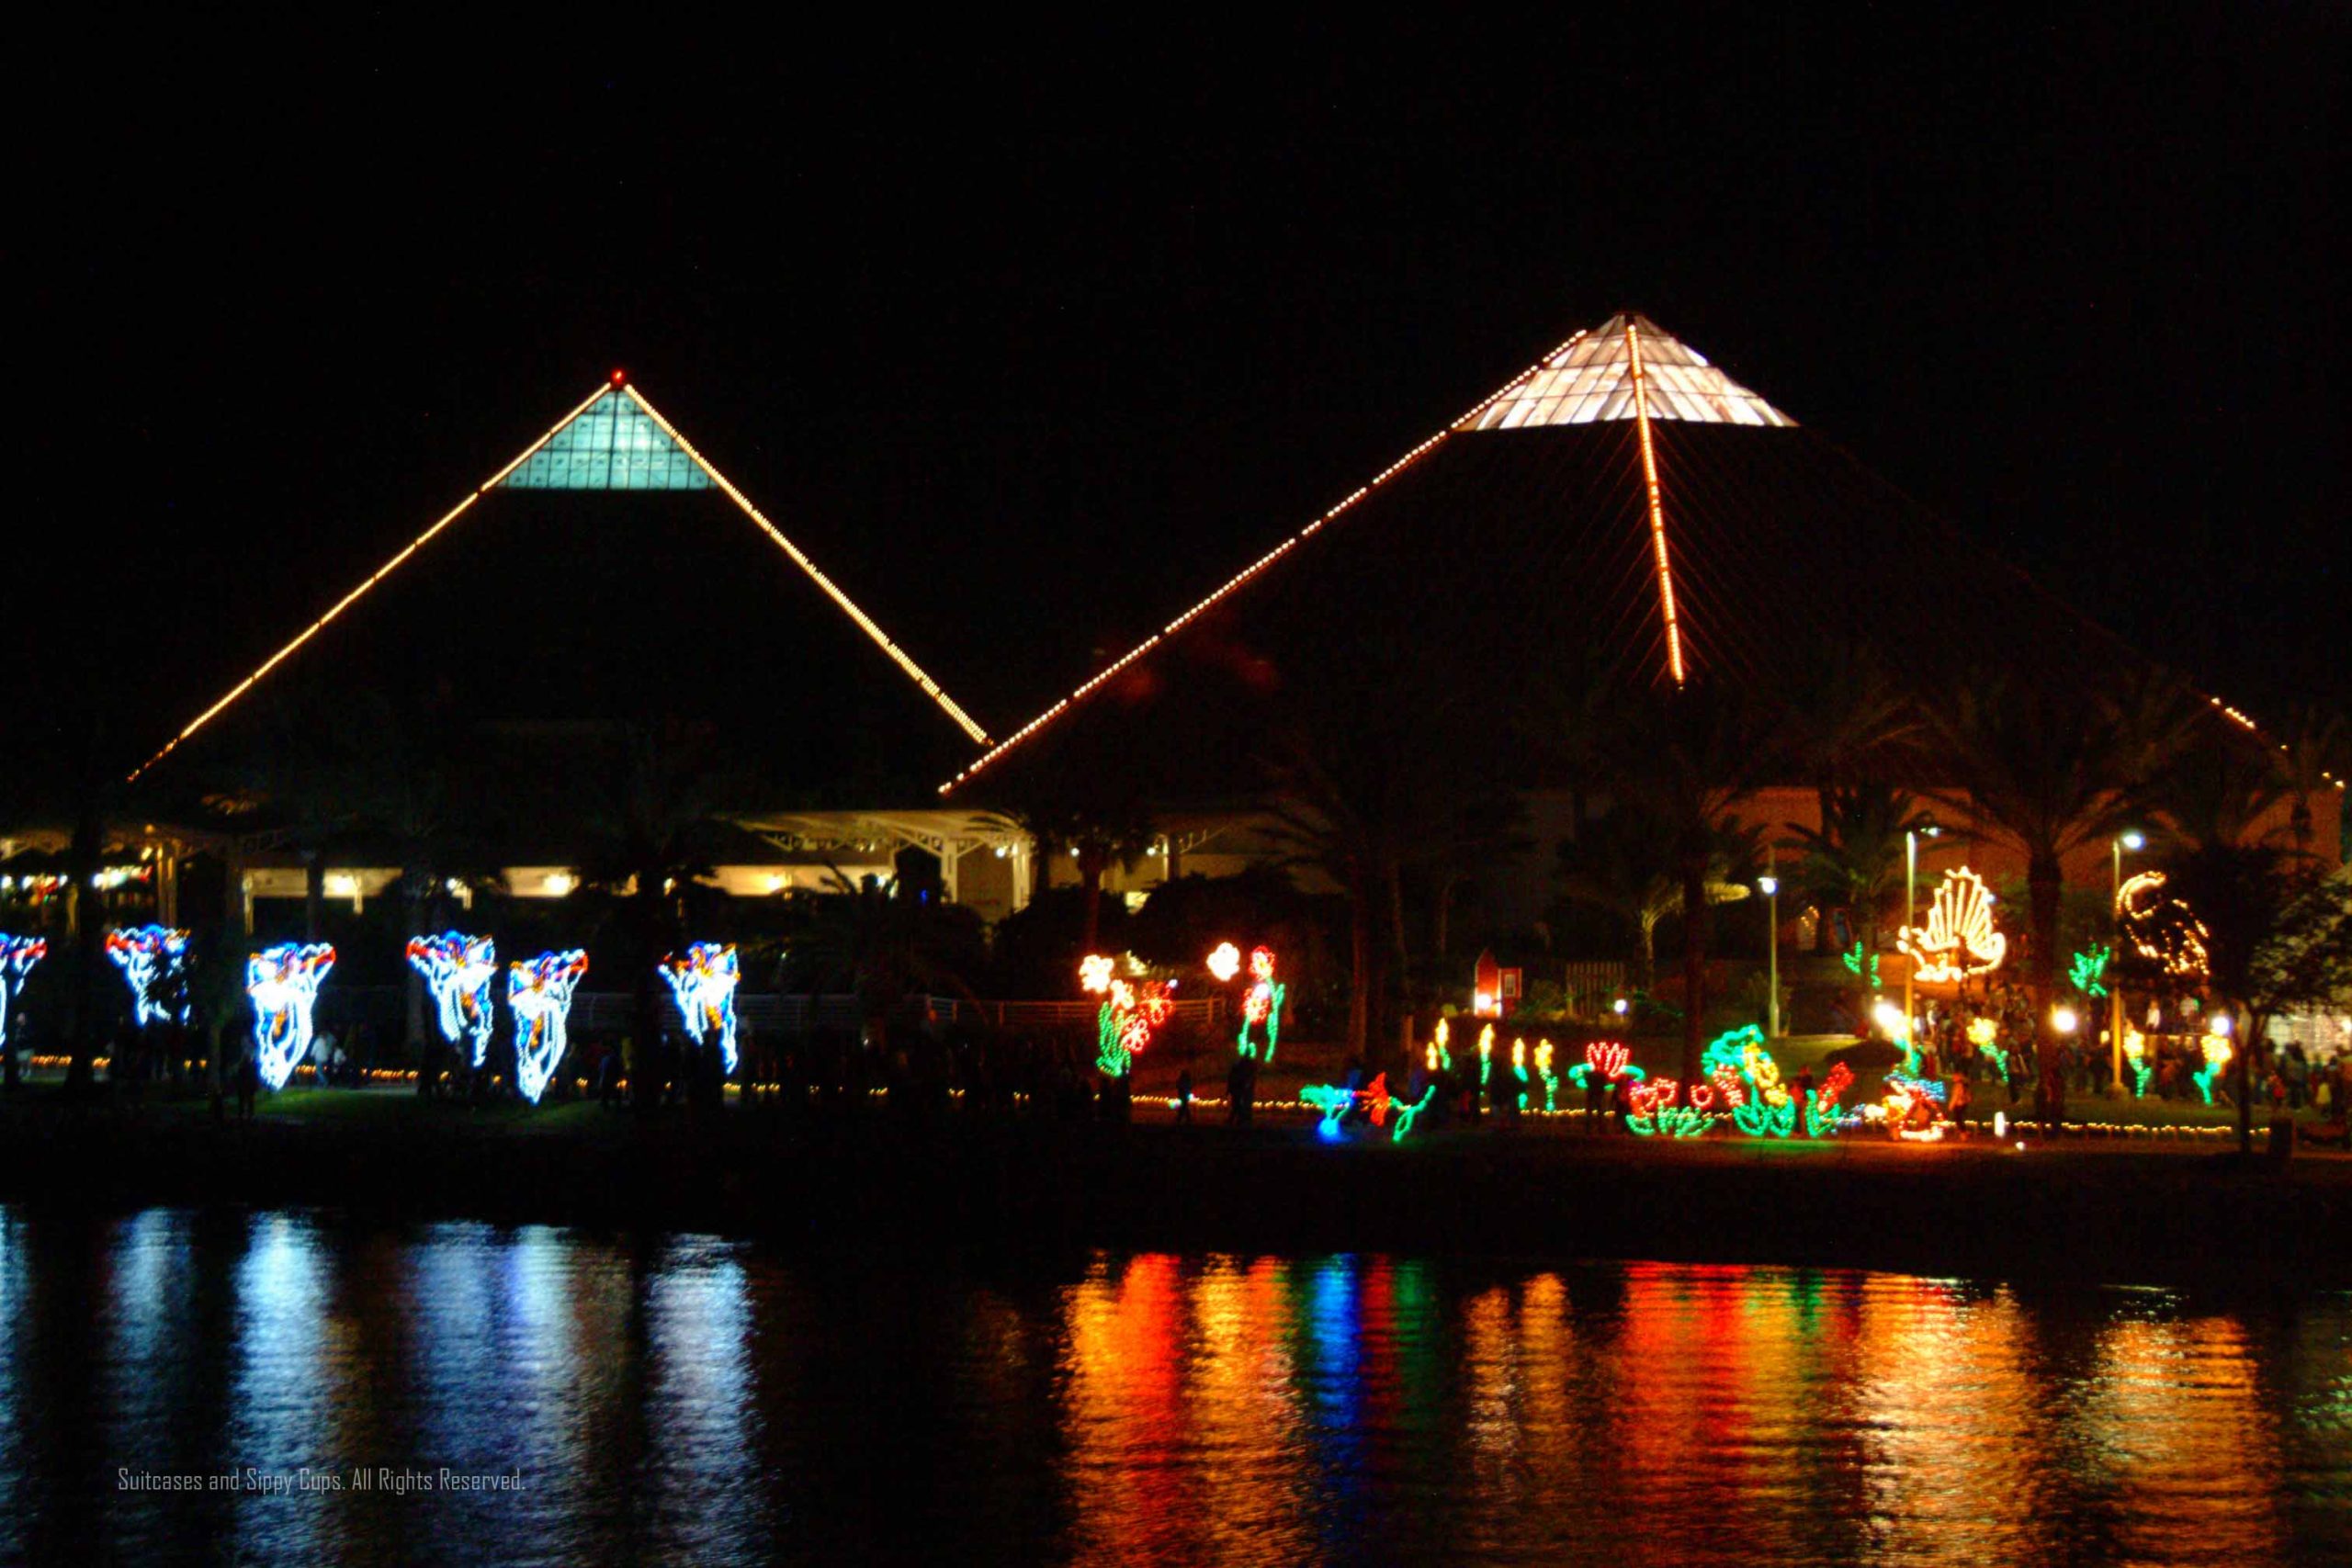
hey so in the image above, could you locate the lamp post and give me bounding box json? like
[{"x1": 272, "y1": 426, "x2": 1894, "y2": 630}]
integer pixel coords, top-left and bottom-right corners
[
  {"x1": 1903, "y1": 824, "x2": 1939, "y2": 1041},
  {"x1": 1760, "y1": 865, "x2": 1781, "y2": 1040},
  {"x1": 2110, "y1": 829, "x2": 2143, "y2": 1093}
]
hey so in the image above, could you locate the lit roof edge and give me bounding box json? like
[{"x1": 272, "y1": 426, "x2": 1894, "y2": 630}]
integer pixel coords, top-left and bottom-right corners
[{"x1": 936, "y1": 330, "x2": 1591, "y2": 795}]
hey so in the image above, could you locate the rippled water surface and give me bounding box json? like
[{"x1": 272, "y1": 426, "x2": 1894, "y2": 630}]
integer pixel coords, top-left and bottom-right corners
[{"x1": 0, "y1": 1208, "x2": 2345, "y2": 1564}]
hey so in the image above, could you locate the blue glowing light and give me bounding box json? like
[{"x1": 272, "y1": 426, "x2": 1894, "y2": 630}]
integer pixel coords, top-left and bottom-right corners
[
  {"x1": 660, "y1": 942, "x2": 740, "y2": 1075},
  {"x1": 509, "y1": 950, "x2": 588, "y2": 1104},
  {"x1": 0, "y1": 934, "x2": 46, "y2": 1050},
  {"x1": 247, "y1": 942, "x2": 335, "y2": 1090},
  {"x1": 406, "y1": 932, "x2": 497, "y2": 1066},
  {"x1": 107, "y1": 925, "x2": 191, "y2": 1026},
  {"x1": 1300, "y1": 1083, "x2": 1356, "y2": 1137}
]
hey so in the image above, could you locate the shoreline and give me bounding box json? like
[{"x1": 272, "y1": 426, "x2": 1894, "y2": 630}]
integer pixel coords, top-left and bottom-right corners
[{"x1": 4, "y1": 1096, "x2": 2346, "y2": 1288}]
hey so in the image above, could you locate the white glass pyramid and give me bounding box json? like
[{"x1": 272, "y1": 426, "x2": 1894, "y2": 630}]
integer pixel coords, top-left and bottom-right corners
[
  {"x1": 501, "y1": 389, "x2": 715, "y2": 491},
  {"x1": 1457, "y1": 313, "x2": 1795, "y2": 432}
]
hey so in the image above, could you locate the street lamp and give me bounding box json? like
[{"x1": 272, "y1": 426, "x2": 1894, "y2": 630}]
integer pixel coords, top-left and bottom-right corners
[
  {"x1": 1759, "y1": 863, "x2": 1781, "y2": 1040},
  {"x1": 2109, "y1": 829, "x2": 2143, "y2": 1092},
  {"x1": 1904, "y1": 822, "x2": 1940, "y2": 1040}
]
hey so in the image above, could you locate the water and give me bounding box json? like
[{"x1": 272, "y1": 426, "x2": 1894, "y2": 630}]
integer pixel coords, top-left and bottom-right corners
[{"x1": 0, "y1": 1209, "x2": 2344, "y2": 1565}]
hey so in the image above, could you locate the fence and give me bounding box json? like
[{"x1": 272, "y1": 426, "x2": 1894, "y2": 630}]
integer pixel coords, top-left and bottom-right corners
[{"x1": 307, "y1": 987, "x2": 1224, "y2": 1042}]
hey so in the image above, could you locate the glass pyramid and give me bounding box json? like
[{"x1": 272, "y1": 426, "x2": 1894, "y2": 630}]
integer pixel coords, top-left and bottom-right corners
[
  {"x1": 1457, "y1": 313, "x2": 1795, "y2": 432},
  {"x1": 501, "y1": 389, "x2": 715, "y2": 491}
]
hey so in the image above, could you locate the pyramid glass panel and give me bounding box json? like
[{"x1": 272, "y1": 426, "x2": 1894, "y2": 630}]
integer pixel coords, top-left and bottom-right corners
[
  {"x1": 1458, "y1": 314, "x2": 1795, "y2": 432},
  {"x1": 501, "y1": 390, "x2": 714, "y2": 491}
]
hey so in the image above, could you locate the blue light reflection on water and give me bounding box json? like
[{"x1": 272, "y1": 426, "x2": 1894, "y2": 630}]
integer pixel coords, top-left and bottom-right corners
[{"x1": 0, "y1": 1207, "x2": 2344, "y2": 1565}]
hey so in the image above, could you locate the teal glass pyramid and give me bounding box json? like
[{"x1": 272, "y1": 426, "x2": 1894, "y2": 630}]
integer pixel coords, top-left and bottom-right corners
[{"x1": 501, "y1": 390, "x2": 714, "y2": 491}]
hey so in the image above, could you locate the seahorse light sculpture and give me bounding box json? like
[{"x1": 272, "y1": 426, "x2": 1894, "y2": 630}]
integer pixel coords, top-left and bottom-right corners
[
  {"x1": 661, "y1": 942, "x2": 741, "y2": 1075},
  {"x1": 406, "y1": 932, "x2": 497, "y2": 1066},
  {"x1": 1897, "y1": 868, "x2": 2007, "y2": 984},
  {"x1": 247, "y1": 942, "x2": 335, "y2": 1090},
  {"x1": 1, "y1": 934, "x2": 47, "y2": 1051},
  {"x1": 2118, "y1": 871, "x2": 2211, "y2": 981},
  {"x1": 509, "y1": 950, "x2": 588, "y2": 1104},
  {"x1": 107, "y1": 925, "x2": 192, "y2": 1026}
]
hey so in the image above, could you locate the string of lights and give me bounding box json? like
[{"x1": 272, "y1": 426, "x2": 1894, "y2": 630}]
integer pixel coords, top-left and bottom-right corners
[{"x1": 939, "y1": 330, "x2": 1595, "y2": 795}]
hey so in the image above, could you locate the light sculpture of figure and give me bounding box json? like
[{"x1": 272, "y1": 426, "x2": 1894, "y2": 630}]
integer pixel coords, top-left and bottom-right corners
[
  {"x1": 661, "y1": 942, "x2": 741, "y2": 1075},
  {"x1": 405, "y1": 932, "x2": 497, "y2": 1066},
  {"x1": 1896, "y1": 867, "x2": 2007, "y2": 985},
  {"x1": 1235, "y1": 945, "x2": 1284, "y2": 1063},
  {"x1": 509, "y1": 950, "x2": 588, "y2": 1104},
  {"x1": 1880, "y1": 1070, "x2": 1949, "y2": 1140},
  {"x1": 107, "y1": 925, "x2": 192, "y2": 1026},
  {"x1": 0, "y1": 934, "x2": 47, "y2": 1051},
  {"x1": 247, "y1": 942, "x2": 335, "y2": 1091}
]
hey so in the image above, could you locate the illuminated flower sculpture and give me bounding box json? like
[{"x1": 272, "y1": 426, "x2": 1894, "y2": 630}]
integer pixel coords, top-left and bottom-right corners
[
  {"x1": 2117, "y1": 871, "x2": 2211, "y2": 982},
  {"x1": 1205, "y1": 942, "x2": 1241, "y2": 983},
  {"x1": 0, "y1": 934, "x2": 46, "y2": 1051},
  {"x1": 2122, "y1": 1027, "x2": 2153, "y2": 1097},
  {"x1": 661, "y1": 942, "x2": 741, "y2": 1076},
  {"x1": 1897, "y1": 868, "x2": 2007, "y2": 985},
  {"x1": 1084, "y1": 957, "x2": 1174, "y2": 1077},
  {"x1": 1423, "y1": 1019, "x2": 1453, "y2": 1075},
  {"x1": 509, "y1": 950, "x2": 588, "y2": 1104},
  {"x1": 2070, "y1": 944, "x2": 2112, "y2": 999},
  {"x1": 247, "y1": 942, "x2": 335, "y2": 1091},
  {"x1": 1301, "y1": 1070, "x2": 1435, "y2": 1142},
  {"x1": 1626, "y1": 1077, "x2": 1713, "y2": 1138},
  {"x1": 1235, "y1": 946, "x2": 1284, "y2": 1064},
  {"x1": 1567, "y1": 1040, "x2": 1645, "y2": 1091},
  {"x1": 1805, "y1": 1063, "x2": 1856, "y2": 1138},
  {"x1": 107, "y1": 925, "x2": 192, "y2": 1027},
  {"x1": 2192, "y1": 1016, "x2": 2233, "y2": 1105},
  {"x1": 405, "y1": 932, "x2": 497, "y2": 1067},
  {"x1": 1702, "y1": 1024, "x2": 1799, "y2": 1139}
]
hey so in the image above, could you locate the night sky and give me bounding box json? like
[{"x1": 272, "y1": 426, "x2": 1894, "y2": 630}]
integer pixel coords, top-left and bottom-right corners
[{"x1": 16, "y1": 14, "x2": 2346, "y2": 784}]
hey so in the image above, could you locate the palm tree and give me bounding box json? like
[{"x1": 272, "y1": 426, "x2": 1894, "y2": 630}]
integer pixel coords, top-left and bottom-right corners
[
  {"x1": 1785, "y1": 784, "x2": 1935, "y2": 1019},
  {"x1": 576, "y1": 723, "x2": 734, "y2": 1111},
  {"x1": 1779, "y1": 638, "x2": 1925, "y2": 883},
  {"x1": 1556, "y1": 807, "x2": 1753, "y2": 990},
  {"x1": 2275, "y1": 704, "x2": 2348, "y2": 862},
  {"x1": 783, "y1": 874, "x2": 985, "y2": 1056},
  {"x1": 1588, "y1": 681, "x2": 1779, "y2": 1092},
  {"x1": 1924, "y1": 673, "x2": 2199, "y2": 1099}
]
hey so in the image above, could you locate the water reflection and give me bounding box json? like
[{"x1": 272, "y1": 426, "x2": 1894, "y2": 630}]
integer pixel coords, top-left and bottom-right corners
[{"x1": 0, "y1": 1208, "x2": 2342, "y2": 1564}]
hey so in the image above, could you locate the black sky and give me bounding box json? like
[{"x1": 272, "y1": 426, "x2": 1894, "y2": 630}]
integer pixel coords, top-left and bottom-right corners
[{"x1": 15, "y1": 13, "x2": 2346, "y2": 778}]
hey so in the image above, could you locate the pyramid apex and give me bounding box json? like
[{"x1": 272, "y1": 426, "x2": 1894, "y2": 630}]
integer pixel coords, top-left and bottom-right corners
[{"x1": 1458, "y1": 312, "x2": 1794, "y2": 432}]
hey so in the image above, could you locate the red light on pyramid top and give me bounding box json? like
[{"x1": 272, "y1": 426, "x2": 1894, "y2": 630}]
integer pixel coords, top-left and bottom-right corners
[{"x1": 610, "y1": 368, "x2": 628, "y2": 386}]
